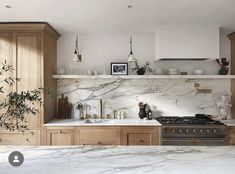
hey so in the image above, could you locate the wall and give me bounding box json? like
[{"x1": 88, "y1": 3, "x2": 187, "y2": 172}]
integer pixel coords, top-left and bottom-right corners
[
  {"x1": 57, "y1": 33, "x2": 230, "y2": 75},
  {"x1": 57, "y1": 33, "x2": 231, "y2": 119},
  {"x1": 57, "y1": 34, "x2": 154, "y2": 75},
  {"x1": 58, "y1": 78, "x2": 231, "y2": 119}
]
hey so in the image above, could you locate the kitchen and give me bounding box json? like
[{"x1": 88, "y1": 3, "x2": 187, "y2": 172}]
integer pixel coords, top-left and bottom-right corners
[{"x1": 1, "y1": 0, "x2": 235, "y2": 173}]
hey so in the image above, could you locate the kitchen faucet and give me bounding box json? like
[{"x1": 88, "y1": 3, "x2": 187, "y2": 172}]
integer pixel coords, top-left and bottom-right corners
[
  {"x1": 84, "y1": 104, "x2": 91, "y2": 119},
  {"x1": 100, "y1": 99, "x2": 103, "y2": 118}
]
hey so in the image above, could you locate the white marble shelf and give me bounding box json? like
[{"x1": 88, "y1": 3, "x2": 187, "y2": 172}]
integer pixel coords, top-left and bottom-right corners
[{"x1": 52, "y1": 74, "x2": 235, "y2": 79}]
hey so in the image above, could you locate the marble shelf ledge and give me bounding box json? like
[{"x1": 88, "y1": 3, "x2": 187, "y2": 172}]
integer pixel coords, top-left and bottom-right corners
[{"x1": 52, "y1": 75, "x2": 235, "y2": 79}]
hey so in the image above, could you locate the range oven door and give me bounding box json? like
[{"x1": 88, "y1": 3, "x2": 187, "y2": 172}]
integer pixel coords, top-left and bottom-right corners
[{"x1": 161, "y1": 138, "x2": 225, "y2": 146}]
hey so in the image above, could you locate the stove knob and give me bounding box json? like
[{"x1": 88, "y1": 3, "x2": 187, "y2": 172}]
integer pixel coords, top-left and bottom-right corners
[
  {"x1": 213, "y1": 129, "x2": 217, "y2": 133},
  {"x1": 207, "y1": 129, "x2": 210, "y2": 133},
  {"x1": 172, "y1": 129, "x2": 175, "y2": 132},
  {"x1": 186, "y1": 129, "x2": 189, "y2": 133},
  {"x1": 179, "y1": 129, "x2": 182, "y2": 133},
  {"x1": 200, "y1": 129, "x2": 203, "y2": 133},
  {"x1": 193, "y1": 129, "x2": 196, "y2": 133}
]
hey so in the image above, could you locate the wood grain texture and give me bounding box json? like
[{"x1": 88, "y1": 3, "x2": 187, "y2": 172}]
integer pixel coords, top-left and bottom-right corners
[
  {"x1": 225, "y1": 126, "x2": 235, "y2": 145},
  {"x1": 0, "y1": 23, "x2": 60, "y2": 145},
  {"x1": 46, "y1": 127, "x2": 74, "y2": 145},
  {"x1": 229, "y1": 33, "x2": 235, "y2": 119},
  {"x1": 0, "y1": 130, "x2": 39, "y2": 145},
  {"x1": 121, "y1": 126, "x2": 160, "y2": 145},
  {"x1": 15, "y1": 33, "x2": 42, "y2": 129},
  {"x1": 76, "y1": 127, "x2": 121, "y2": 145}
]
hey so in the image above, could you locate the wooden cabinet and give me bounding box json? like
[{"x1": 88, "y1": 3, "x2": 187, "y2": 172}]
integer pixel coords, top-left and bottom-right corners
[
  {"x1": 121, "y1": 127, "x2": 160, "y2": 145},
  {"x1": 46, "y1": 127, "x2": 74, "y2": 145},
  {"x1": 225, "y1": 126, "x2": 235, "y2": 145},
  {"x1": 0, "y1": 23, "x2": 60, "y2": 145},
  {"x1": 76, "y1": 127, "x2": 121, "y2": 145},
  {"x1": 0, "y1": 130, "x2": 39, "y2": 145},
  {"x1": 45, "y1": 126, "x2": 161, "y2": 146},
  {"x1": 229, "y1": 33, "x2": 235, "y2": 118}
]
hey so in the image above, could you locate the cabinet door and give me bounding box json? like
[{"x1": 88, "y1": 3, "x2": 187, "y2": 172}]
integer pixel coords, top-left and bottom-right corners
[
  {"x1": 0, "y1": 32, "x2": 14, "y2": 116},
  {"x1": 76, "y1": 127, "x2": 121, "y2": 145},
  {"x1": 46, "y1": 127, "x2": 74, "y2": 145},
  {"x1": 0, "y1": 130, "x2": 38, "y2": 145},
  {"x1": 122, "y1": 127, "x2": 160, "y2": 145},
  {"x1": 15, "y1": 33, "x2": 42, "y2": 129},
  {"x1": 225, "y1": 126, "x2": 235, "y2": 145}
]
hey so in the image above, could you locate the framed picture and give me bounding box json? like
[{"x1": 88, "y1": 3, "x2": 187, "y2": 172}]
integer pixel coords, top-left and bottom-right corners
[{"x1": 111, "y1": 62, "x2": 128, "y2": 75}]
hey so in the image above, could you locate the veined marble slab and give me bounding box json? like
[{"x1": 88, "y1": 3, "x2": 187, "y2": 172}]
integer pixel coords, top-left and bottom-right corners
[
  {"x1": 57, "y1": 78, "x2": 231, "y2": 118},
  {"x1": 221, "y1": 119, "x2": 235, "y2": 126},
  {"x1": 44, "y1": 118, "x2": 161, "y2": 126},
  {"x1": 0, "y1": 146, "x2": 235, "y2": 174}
]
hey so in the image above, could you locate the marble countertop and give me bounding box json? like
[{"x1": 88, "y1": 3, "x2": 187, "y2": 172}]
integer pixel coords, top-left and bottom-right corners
[
  {"x1": 221, "y1": 119, "x2": 235, "y2": 126},
  {"x1": 44, "y1": 118, "x2": 162, "y2": 126},
  {"x1": 0, "y1": 146, "x2": 235, "y2": 174}
]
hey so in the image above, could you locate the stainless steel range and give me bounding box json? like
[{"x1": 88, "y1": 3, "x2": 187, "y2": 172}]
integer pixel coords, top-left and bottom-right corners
[{"x1": 156, "y1": 114, "x2": 225, "y2": 145}]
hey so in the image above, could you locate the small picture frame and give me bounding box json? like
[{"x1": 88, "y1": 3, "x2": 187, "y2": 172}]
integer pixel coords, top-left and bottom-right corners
[{"x1": 111, "y1": 62, "x2": 128, "y2": 75}]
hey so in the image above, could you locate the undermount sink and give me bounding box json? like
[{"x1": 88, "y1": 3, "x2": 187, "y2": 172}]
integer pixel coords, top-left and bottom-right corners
[{"x1": 82, "y1": 119, "x2": 115, "y2": 124}]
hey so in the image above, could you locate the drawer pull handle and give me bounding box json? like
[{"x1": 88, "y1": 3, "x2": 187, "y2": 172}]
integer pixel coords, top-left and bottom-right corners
[
  {"x1": 97, "y1": 141, "x2": 104, "y2": 145},
  {"x1": 138, "y1": 138, "x2": 144, "y2": 143}
]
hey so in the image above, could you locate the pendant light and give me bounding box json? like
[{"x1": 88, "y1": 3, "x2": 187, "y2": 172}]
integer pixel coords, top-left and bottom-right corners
[
  {"x1": 73, "y1": 36, "x2": 82, "y2": 62},
  {"x1": 128, "y1": 36, "x2": 135, "y2": 62}
]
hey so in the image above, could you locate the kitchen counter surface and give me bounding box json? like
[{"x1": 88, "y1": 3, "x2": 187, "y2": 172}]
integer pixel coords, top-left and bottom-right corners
[
  {"x1": 221, "y1": 119, "x2": 235, "y2": 126},
  {"x1": 44, "y1": 118, "x2": 162, "y2": 126},
  {"x1": 0, "y1": 146, "x2": 235, "y2": 174}
]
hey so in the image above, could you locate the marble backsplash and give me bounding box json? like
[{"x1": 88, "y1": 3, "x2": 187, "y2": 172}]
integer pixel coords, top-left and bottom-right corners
[{"x1": 57, "y1": 78, "x2": 231, "y2": 119}]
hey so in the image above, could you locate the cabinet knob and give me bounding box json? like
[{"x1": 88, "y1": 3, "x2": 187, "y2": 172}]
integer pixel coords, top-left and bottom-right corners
[
  {"x1": 97, "y1": 141, "x2": 104, "y2": 145},
  {"x1": 58, "y1": 130, "x2": 62, "y2": 133},
  {"x1": 25, "y1": 138, "x2": 29, "y2": 142},
  {"x1": 0, "y1": 138, "x2": 2, "y2": 142},
  {"x1": 138, "y1": 138, "x2": 144, "y2": 143}
]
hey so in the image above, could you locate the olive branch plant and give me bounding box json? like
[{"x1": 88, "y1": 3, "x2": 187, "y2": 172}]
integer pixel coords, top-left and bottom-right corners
[{"x1": 0, "y1": 60, "x2": 44, "y2": 132}]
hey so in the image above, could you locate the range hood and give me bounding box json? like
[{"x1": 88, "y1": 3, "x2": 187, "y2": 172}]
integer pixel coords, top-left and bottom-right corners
[
  {"x1": 157, "y1": 58, "x2": 210, "y2": 61},
  {"x1": 154, "y1": 25, "x2": 220, "y2": 61}
]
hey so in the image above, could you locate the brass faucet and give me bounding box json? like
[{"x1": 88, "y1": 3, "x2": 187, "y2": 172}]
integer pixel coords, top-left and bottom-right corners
[{"x1": 100, "y1": 99, "x2": 103, "y2": 118}]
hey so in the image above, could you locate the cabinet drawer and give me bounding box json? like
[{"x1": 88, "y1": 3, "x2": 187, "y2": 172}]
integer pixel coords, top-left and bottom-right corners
[
  {"x1": 77, "y1": 127, "x2": 120, "y2": 145},
  {"x1": 46, "y1": 127, "x2": 74, "y2": 145},
  {"x1": 121, "y1": 126, "x2": 160, "y2": 145},
  {"x1": 128, "y1": 133, "x2": 152, "y2": 145},
  {"x1": 0, "y1": 130, "x2": 38, "y2": 145}
]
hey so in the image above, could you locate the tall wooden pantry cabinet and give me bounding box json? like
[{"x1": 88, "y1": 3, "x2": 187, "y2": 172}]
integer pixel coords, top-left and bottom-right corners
[{"x1": 0, "y1": 23, "x2": 60, "y2": 145}]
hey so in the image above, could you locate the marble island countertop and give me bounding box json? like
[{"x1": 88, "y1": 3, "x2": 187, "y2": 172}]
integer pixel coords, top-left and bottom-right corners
[
  {"x1": 44, "y1": 118, "x2": 161, "y2": 126},
  {"x1": 221, "y1": 119, "x2": 235, "y2": 126},
  {"x1": 0, "y1": 146, "x2": 235, "y2": 174}
]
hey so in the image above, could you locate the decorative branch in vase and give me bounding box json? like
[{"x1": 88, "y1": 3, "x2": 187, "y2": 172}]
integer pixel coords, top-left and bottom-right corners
[
  {"x1": 131, "y1": 61, "x2": 153, "y2": 75},
  {"x1": 216, "y1": 58, "x2": 229, "y2": 75},
  {"x1": 0, "y1": 60, "x2": 44, "y2": 132}
]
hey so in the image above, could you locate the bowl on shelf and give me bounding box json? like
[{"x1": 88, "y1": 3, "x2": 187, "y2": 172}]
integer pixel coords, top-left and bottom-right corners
[
  {"x1": 192, "y1": 69, "x2": 205, "y2": 75},
  {"x1": 167, "y1": 69, "x2": 179, "y2": 75}
]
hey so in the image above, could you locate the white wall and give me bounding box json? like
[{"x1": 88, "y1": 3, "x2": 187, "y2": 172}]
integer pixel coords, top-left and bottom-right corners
[
  {"x1": 57, "y1": 34, "x2": 154, "y2": 74},
  {"x1": 57, "y1": 33, "x2": 230, "y2": 75}
]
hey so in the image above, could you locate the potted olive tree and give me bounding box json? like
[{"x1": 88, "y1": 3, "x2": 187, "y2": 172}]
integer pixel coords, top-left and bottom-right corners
[{"x1": 0, "y1": 60, "x2": 43, "y2": 132}]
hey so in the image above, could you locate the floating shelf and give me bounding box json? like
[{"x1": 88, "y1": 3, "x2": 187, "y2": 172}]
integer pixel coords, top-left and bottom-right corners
[{"x1": 52, "y1": 75, "x2": 235, "y2": 79}]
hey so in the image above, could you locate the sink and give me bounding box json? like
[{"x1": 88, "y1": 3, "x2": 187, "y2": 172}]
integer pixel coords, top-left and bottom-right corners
[{"x1": 82, "y1": 119, "x2": 115, "y2": 124}]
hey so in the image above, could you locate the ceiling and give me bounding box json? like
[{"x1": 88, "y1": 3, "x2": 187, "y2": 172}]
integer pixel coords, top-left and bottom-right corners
[{"x1": 1, "y1": 0, "x2": 235, "y2": 34}]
